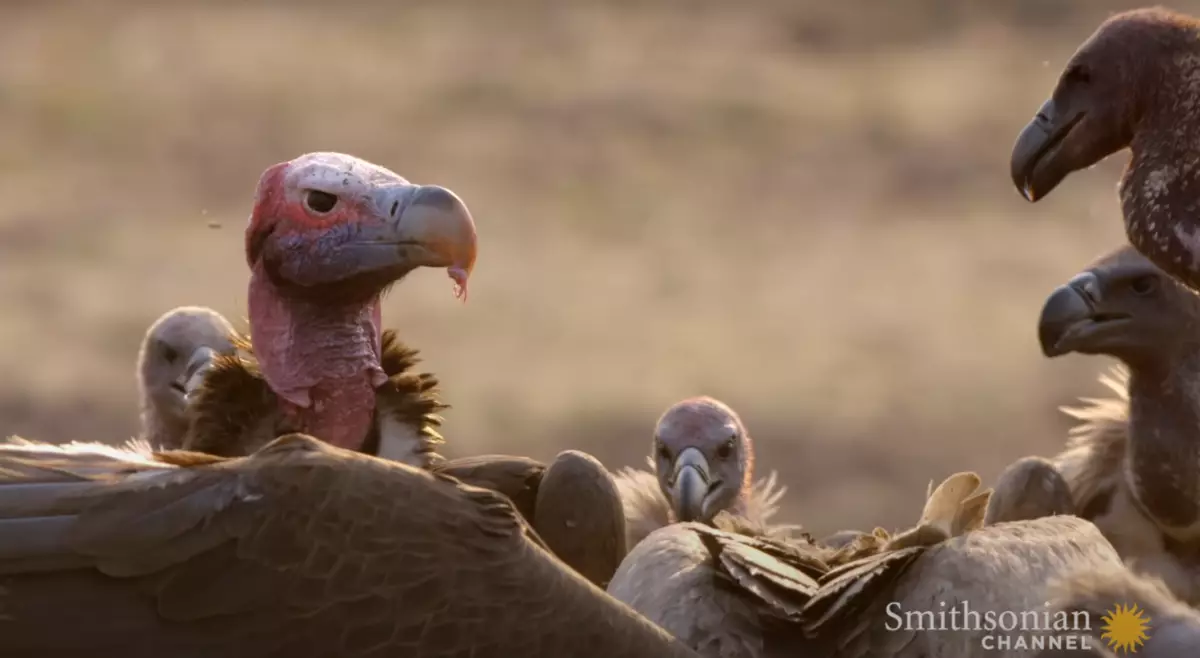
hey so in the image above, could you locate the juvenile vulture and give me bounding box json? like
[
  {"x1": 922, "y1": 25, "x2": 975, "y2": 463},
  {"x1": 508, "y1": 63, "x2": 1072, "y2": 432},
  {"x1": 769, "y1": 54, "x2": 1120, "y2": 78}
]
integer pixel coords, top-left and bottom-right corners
[
  {"x1": 136, "y1": 305, "x2": 235, "y2": 449},
  {"x1": 1037, "y1": 244, "x2": 1200, "y2": 603},
  {"x1": 1010, "y1": 7, "x2": 1200, "y2": 292},
  {"x1": 178, "y1": 151, "x2": 475, "y2": 467},
  {"x1": 613, "y1": 396, "x2": 795, "y2": 551},
  {"x1": 0, "y1": 434, "x2": 700, "y2": 658},
  {"x1": 609, "y1": 470, "x2": 1128, "y2": 657}
]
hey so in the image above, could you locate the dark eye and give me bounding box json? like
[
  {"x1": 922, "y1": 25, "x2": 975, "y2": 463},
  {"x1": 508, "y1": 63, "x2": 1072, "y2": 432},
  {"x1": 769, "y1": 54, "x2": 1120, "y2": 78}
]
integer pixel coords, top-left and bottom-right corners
[
  {"x1": 1064, "y1": 63, "x2": 1091, "y2": 86},
  {"x1": 304, "y1": 190, "x2": 338, "y2": 214},
  {"x1": 1129, "y1": 275, "x2": 1158, "y2": 296},
  {"x1": 161, "y1": 344, "x2": 179, "y2": 364},
  {"x1": 656, "y1": 442, "x2": 670, "y2": 460},
  {"x1": 716, "y1": 437, "x2": 735, "y2": 459}
]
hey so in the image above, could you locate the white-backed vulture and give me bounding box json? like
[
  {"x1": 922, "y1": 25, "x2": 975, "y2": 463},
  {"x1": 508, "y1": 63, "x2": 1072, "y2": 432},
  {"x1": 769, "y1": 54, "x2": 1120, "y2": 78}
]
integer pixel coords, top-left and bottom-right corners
[
  {"x1": 609, "y1": 470, "x2": 1131, "y2": 657},
  {"x1": 1037, "y1": 244, "x2": 1200, "y2": 604},
  {"x1": 1011, "y1": 7, "x2": 1200, "y2": 294},
  {"x1": 0, "y1": 434, "x2": 699, "y2": 658},
  {"x1": 136, "y1": 305, "x2": 235, "y2": 449},
  {"x1": 613, "y1": 396, "x2": 794, "y2": 551}
]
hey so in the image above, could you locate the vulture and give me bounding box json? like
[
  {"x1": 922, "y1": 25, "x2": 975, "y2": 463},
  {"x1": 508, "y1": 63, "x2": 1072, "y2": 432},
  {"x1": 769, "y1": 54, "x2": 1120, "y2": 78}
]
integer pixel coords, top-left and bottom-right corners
[
  {"x1": 171, "y1": 152, "x2": 625, "y2": 587},
  {"x1": 178, "y1": 151, "x2": 476, "y2": 465},
  {"x1": 1010, "y1": 6, "x2": 1200, "y2": 293},
  {"x1": 1036, "y1": 244, "x2": 1200, "y2": 604},
  {"x1": 613, "y1": 396, "x2": 795, "y2": 551},
  {"x1": 0, "y1": 434, "x2": 700, "y2": 658},
  {"x1": 135, "y1": 305, "x2": 236, "y2": 449},
  {"x1": 608, "y1": 470, "x2": 1130, "y2": 657}
]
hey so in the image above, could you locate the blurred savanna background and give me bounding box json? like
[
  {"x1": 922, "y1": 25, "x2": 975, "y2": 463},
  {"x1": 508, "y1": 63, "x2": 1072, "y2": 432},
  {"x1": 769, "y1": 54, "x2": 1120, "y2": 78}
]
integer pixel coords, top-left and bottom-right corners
[{"x1": 0, "y1": 1, "x2": 1176, "y2": 534}]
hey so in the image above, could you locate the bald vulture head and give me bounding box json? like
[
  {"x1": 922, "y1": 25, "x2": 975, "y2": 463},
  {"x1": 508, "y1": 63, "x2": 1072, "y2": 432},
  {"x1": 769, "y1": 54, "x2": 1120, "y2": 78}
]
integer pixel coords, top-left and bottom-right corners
[
  {"x1": 1038, "y1": 245, "x2": 1200, "y2": 370},
  {"x1": 137, "y1": 306, "x2": 235, "y2": 449},
  {"x1": 652, "y1": 396, "x2": 754, "y2": 524},
  {"x1": 1010, "y1": 8, "x2": 1200, "y2": 291}
]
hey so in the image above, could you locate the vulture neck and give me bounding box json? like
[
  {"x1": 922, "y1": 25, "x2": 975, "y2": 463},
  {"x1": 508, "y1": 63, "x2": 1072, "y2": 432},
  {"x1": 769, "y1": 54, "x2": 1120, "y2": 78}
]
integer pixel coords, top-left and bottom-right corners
[
  {"x1": 1123, "y1": 353, "x2": 1200, "y2": 539},
  {"x1": 139, "y1": 404, "x2": 184, "y2": 451},
  {"x1": 1120, "y1": 51, "x2": 1200, "y2": 293},
  {"x1": 247, "y1": 267, "x2": 388, "y2": 451}
]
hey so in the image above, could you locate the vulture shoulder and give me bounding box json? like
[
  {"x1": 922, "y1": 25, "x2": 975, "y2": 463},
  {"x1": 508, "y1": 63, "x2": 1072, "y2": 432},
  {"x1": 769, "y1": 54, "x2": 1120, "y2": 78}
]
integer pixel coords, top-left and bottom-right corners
[
  {"x1": 434, "y1": 450, "x2": 629, "y2": 589},
  {"x1": 0, "y1": 435, "x2": 698, "y2": 658},
  {"x1": 184, "y1": 328, "x2": 447, "y2": 466}
]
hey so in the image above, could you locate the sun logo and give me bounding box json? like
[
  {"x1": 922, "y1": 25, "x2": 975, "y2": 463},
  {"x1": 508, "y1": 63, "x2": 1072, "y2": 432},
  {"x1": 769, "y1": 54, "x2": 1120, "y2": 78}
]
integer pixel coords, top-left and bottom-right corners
[{"x1": 1100, "y1": 602, "x2": 1151, "y2": 653}]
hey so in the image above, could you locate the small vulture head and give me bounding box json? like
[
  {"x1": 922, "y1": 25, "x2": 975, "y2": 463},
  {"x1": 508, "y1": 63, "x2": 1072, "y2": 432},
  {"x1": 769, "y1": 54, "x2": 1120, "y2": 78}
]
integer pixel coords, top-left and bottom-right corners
[
  {"x1": 1038, "y1": 245, "x2": 1200, "y2": 367},
  {"x1": 137, "y1": 306, "x2": 236, "y2": 427},
  {"x1": 245, "y1": 151, "x2": 477, "y2": 304},
  {"x1": 1010, "y1": 8, "x2": 1194, "y2": 202},
  {"x1": 652, "y1": 396, "x2": 753, "y2": 524}
]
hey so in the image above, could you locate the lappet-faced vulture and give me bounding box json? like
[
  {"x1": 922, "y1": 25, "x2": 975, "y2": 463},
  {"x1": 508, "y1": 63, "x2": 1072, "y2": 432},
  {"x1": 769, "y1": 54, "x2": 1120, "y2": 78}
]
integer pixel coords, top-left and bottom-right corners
[
  {"x1": 609, "y1": 470, "x2": 1131, "y2": 657},
  {"x1": 170, "y1": 152, "x2": 624, "y2": 587},
  {"x1": 1010, "y1": 7, "x2": 1200, "y2": 292},
  {"x1": 1037, "y1": 244, "x2": 1200, "y2": 603},
  {"x1": 180, "y1": 151, "x2": 476, "y2": 465},
  {"x1": 613, "y1": 396, "x2": 795, "y2": 551},
  {"x1": 136, "y1": 306, "x2": 236, "y2": 449},
  {"x1": 0, "y1": 433, "x2": 699, "y2": 658}
]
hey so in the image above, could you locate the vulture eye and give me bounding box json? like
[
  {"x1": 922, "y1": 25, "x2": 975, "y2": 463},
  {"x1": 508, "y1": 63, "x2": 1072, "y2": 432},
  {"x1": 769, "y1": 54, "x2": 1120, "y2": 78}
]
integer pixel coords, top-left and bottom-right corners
[
  {"x1": 656, "y1": 442, "x2": 670, "y2": 460},
  {"x1": 716, "y1": 438, "x2": 735, "y2": 459},
  {"x1": 1064, "y1": 63, "x2": 1091, "y2": 86},
  {"x1": 160, "y1": 343, "x2": 179, "y2": 364},
  {"x1": 304, "y1": 190, "x2": 338, "y2": 214},
  {"x1": 1129, "y1": 275, "x2": 1158, "y2": 297}
]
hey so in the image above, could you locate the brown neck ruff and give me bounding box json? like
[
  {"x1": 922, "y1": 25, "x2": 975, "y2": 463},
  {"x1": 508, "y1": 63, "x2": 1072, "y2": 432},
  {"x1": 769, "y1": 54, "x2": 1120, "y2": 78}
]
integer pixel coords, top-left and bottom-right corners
[{"x1": 247, "y1": 265, "x2": 388, "y2": 451}]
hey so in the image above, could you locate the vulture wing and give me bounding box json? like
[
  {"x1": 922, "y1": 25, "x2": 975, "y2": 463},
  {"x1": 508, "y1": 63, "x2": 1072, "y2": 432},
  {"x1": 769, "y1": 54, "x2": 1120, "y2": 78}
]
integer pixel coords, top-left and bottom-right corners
[{"x1": 0, "y1": 435, "x2": 698, "y2": 658}]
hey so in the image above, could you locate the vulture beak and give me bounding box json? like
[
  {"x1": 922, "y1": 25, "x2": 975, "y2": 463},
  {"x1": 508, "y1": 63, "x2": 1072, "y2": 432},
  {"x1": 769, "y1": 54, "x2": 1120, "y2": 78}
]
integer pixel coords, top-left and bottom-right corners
[
  {"x1": 1037, "y1": 272, "x2": 1129, "y2": 357},
  {"x1": 182, "y1": 347, "x2": 218, "y2": 405},
  {"x1": 1010, "y1": 98, "x2": 1086, "y2": 202},
  {"x1": 388, "y1": 185, "x2": 477, "y2": 301},
  {"x1": 669, "y1": 447, "x2": 716, "y2": 523}
]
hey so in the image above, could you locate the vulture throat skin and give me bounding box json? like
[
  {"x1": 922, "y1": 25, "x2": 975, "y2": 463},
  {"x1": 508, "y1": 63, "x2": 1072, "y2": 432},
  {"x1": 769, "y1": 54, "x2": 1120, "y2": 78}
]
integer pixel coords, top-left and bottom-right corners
[
  {"x1": 1038, "y1": 245, "x2": 1200, "y2": 540},
  {"x1": 245, "y1": 152, "x2": 476, "y2": 451},
  {"x1": 1010, "y1": 7, "x2": 1200, "y2": 292}
]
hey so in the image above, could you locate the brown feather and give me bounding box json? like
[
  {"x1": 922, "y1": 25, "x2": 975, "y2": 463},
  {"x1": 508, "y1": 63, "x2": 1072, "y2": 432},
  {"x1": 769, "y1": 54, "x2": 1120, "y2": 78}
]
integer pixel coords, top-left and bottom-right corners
[{"x1": 0, "y1": 435, "x2": 700, "y2": 658}]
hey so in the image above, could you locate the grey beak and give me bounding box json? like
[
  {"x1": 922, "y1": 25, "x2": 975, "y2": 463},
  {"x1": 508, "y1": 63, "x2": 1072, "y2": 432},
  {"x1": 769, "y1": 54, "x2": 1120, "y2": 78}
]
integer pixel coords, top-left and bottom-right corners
[{"x1": 669, "y1": 447, "x2": 711, "y2": 523}]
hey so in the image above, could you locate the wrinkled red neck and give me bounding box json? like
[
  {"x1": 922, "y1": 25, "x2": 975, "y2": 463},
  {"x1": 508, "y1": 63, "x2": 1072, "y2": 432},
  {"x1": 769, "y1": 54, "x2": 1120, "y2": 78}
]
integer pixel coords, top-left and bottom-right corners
[{"x1": 247, "y1": 265, "x2": 387, "y2": 451}]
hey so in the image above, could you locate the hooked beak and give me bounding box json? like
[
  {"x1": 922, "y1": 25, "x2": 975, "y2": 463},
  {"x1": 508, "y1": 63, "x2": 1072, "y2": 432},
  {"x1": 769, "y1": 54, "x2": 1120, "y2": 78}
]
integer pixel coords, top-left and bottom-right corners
[
  {"x1": 267, "y1": 184, "x2": 477, "y2": 301},
  {"x1": 1011, "y1": 98, "x2": 1086, "y2": 202},
  {"x1": 669, "y1": 447, "x2": 717, "y2": 523},
  {"x1": 181, "y1": 346, "x2": 219, "y2": 405},
  {"x1": 1037, "y1": 272, "x2": 1130, "y2": 357}
]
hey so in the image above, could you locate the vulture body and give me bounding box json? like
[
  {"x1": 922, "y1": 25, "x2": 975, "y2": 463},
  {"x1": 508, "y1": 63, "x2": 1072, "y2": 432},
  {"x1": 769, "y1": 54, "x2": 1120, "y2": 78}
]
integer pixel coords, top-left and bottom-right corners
[
  {"x1": 614, "y1": 397, "x2": 796, "y2": 551},
  {"x1": 136, "y1": 306, "x2": 236, "y2": 449},
  {"x1": 984, "y1": 455, "x2": 1074, "y2": 526},
  {"x1": 1034, "y1": 244, "x2": 1200, "y2": 604},
  {"x1": 1011, "y1": 7, "x2": 1200, "y2": 293},
  {"x1": 0, "y1": 434, "x2": 698, "y2": 658},
  {"x1": 609, "y1": 471, "x2": 1131, "y2": 657}
]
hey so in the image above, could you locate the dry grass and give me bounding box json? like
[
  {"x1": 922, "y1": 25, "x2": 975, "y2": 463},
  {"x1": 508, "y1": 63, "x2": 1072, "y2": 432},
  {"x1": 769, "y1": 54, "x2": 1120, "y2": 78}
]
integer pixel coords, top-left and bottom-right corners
[{"x1": 0, "y1": 0, "x2": 1180, "y2": 534}]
